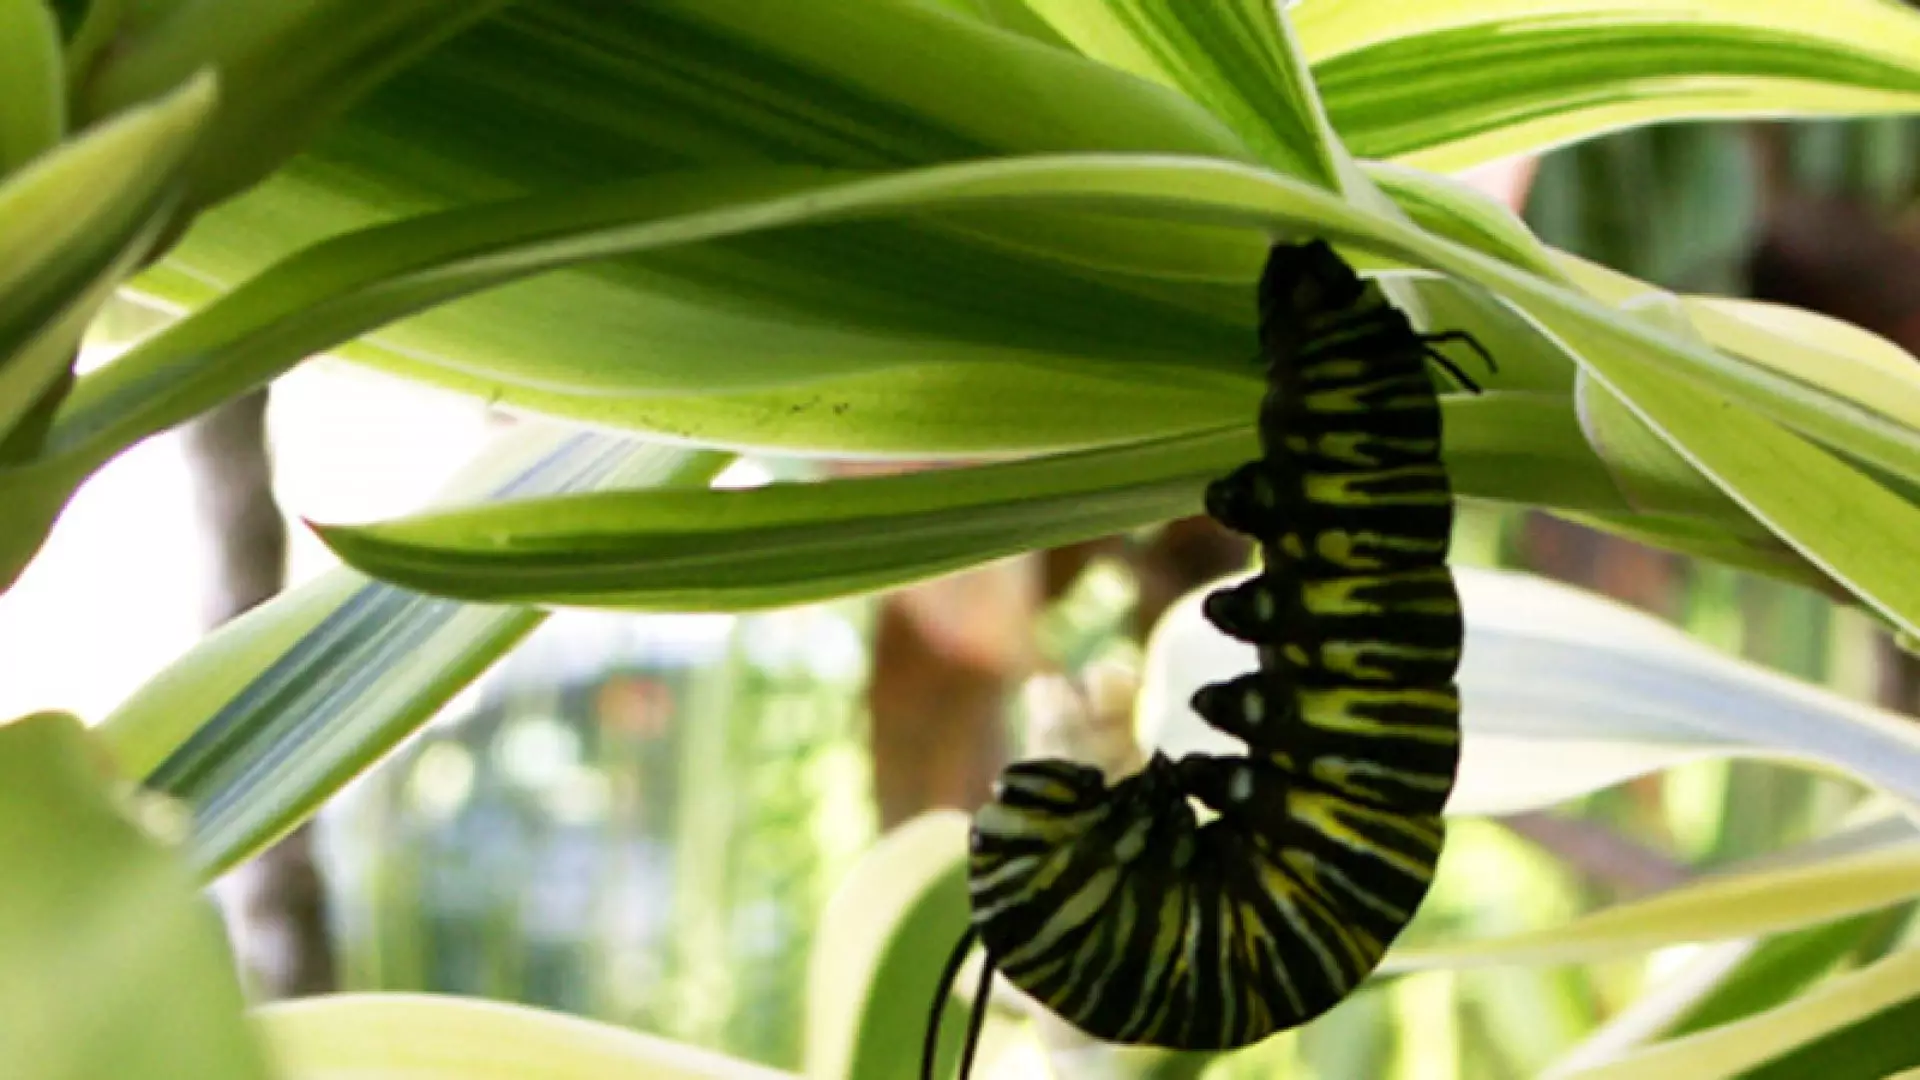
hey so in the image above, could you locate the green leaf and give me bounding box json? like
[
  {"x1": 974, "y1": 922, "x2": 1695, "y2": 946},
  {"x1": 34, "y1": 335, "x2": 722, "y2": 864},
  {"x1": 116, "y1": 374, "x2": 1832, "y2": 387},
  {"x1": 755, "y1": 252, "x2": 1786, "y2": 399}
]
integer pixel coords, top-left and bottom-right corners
[
  {"x1": 1683, "y1": 294, "x2": 1920, "y2": 466},
  {"x1": 120, "y1": 154, "x2": 1920, "y2": 505},
  {"x1": 1024, "y1": 0, "x2": 1337, "y2": 185},
  {"x1": 1387, "y1": 833, "x2": 1920, "y2": 972},
  {"x1": 1556, "y1": 510, "x2": 1832, "y2": 599},
  {"x1": 806, "y1": 810, "x2": 976, "y2": 1080},
  {"x1": 71, "y1": 0, "x2": 513, "y2": 219},
  {"x1": 256, "y1": 992, "x2": 794, "y2": 1080},
  {"x1": 49, "y1": 166, "x2": 1258, "y2": 473},
  {"x1": 1546, "y1": 917, "x2": 1894, "y2": 1075},
  {"x1": 1665, "y1": 910, "x2": 1910, "y2": 1038},
  {"x1": 1553, "y1": 944, "x2": 1920, "y2": 1079},
  {"x1": 55, "y1": 155, "x2": 1920, "y2": 635},
  {"x1": 0, "y1": 712, "x2": 271, "y2": 1080},
  {"x1": 926, "y1": 0, "x2": 1075, "y2": 47},
  {"x1": 1297, "y1": 0, "x2": 1920, "y2": 172},
  {"x1": 1019, "y1": 0, "x2": 1452, "y2": 330},
  {"x1": 1363, "y1": 160, "x2": 1568, "y2": 284},
  {"x1": 97, "y1": 425, "x2": 730, "y2": 877},
  {"x1": 1575, "y1": 321, "x2": 1920, "y2": 641},
  {"x1": 1142, "y1": 565, "x2": 1920, "y2": 819},
  {"x1": 0, "y1": 70, "x2": 212, "y2": 447},
  {"x1": 125, "y1": 0, "x2": 1252, "y2": 357},
  {"x1": 0, "y1": 450, "x2": 89, "y2": 593},
  {"x1": 312, "y1": 396, "x2": 1641, "y2": 612},
  {"x1": 1558, "y1": 253, "x2": 1920, "y2": 480},
  {"x1": 0, "y1": 0, "x2": 64, "y2": 176}
]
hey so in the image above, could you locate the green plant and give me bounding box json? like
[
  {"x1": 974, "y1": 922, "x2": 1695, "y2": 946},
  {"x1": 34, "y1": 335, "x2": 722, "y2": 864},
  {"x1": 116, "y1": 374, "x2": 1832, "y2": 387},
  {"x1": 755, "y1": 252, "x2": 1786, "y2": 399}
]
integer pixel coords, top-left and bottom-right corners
[{"x1": 9, "y1": 1, "x2": 1920, "y2": 1077}]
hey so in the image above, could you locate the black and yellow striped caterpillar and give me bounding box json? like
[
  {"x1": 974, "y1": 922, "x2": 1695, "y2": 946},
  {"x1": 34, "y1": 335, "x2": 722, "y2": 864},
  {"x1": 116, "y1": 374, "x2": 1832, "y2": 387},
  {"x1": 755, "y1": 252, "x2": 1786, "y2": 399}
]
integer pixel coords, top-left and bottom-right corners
[{"x1": 920, "y1": 239, "x2": 1491, "y2": 1079}]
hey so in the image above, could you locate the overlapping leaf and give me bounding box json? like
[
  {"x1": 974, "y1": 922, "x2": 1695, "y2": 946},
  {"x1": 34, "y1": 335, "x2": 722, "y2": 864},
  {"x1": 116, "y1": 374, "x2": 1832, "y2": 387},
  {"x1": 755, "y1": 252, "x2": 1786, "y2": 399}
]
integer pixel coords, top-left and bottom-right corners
[
  {"x1": 312, "y1": 397, "x2": 1647, "y2": 612},
  {"x1": 806, "y1": 811, "x2": 977, "y2": 1080},
  {"x1": 1142, "y1": 568, "x2": 1920, "y2": 817},
  {"x1": 0, "y1": 72, "x2": 211, "y2": 448},
  {"x1": 256, "y1": 993, "x2": 792, "y2": 1080},
  {"x1": 70, "y1": 0, "x2": 512, "y2": 220},
  {"x1": 98, "y1": 425, "x2": 729, "y2": 877},
  {"x1": 114, "y1": 0, "x2": 1920, "y2": 462},
  {"x1": 1553, "y1": 944, "x2": 1920, "y2": 1079},
  {"x1": 1298, "y1": 0, "x2": 1920, "y2": 171}
]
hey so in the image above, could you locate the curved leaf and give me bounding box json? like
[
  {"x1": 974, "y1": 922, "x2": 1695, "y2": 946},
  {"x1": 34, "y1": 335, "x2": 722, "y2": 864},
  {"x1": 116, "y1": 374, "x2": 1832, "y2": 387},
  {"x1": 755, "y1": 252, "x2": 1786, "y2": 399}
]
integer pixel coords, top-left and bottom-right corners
[
  {"x1": 51, "y1": 165, "x2": 1260, "y2": 473},
  {"x1": 312, "y1": 396, "x2": 1643, "y2": 612},
  {"x1": 1298, "y1": 0, "x2": 1920, "y2": 171},
  {"x1": 1388, "y1": 839, "x2": 1920, "y2": 971},
  {"x1": 1545, "y1": 916, "x2": 1897, "y2": 1075},
  {"x1": 123, "y1": 0, "x2": 1255, "y2": 411},
  {"x1": 1140, "y1": 567, "x2": 1920, "y2": 816},
  {"x1": 807, "y1": 810, "x2": 976, "y2": 1080},
  {"x1": 1024, "y1": 0, "x2": 1338, "y2": 185},
  {"x1": 0, "y1": 71, "x2": 212, "y2": 444},
  {"x1": 255, "y1": 992, "x2": 793, "y2": 1080},
  {"x1": 1553, "y1": 945, "x2": 1920, "y2": 1079},
  {"x1": 98, "y1": 426, "x2": 729, "y2": 878},
  {"x1": 73, "y1": 0, "x2": 513, "y2": 219}
]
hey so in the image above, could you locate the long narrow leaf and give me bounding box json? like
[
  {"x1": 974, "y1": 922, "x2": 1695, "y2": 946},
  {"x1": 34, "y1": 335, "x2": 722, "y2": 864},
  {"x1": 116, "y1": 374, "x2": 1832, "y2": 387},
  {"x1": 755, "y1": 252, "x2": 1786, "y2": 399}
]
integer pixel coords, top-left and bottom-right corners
[
  {"x1": 311, "y1": 396, "x2": 1643, "y2": 612},
  {"x1": 73, "y1": 0, "x2": 513, "y2": 219},
  {"x1": 256, "y1": 993, "x2": 793, "y2": 1080},
  {"x1": 0, "y1": 72, "x2": 211, "y2": 444},
  {"x1": 98, "y1": 426, "x2": 729, "y2": 877},
  {"x1": 1298, "y1": 0, "x2": 1920, "y2": 172},
  {"x1": 1554, "y1": 945, "x2": 1920, "y2": 1079},
  {"x1": 1143, "y1": 567, "x2": 1920, "y2": 816}
]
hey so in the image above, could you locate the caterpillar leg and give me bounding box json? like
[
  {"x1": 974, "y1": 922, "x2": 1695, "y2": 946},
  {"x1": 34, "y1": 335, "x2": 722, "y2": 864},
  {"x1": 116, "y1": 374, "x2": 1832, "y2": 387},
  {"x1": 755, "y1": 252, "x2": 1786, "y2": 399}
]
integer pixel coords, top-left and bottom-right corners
[{"x1": 920, "y1": 926, "x2": 993, "y2": 1080}]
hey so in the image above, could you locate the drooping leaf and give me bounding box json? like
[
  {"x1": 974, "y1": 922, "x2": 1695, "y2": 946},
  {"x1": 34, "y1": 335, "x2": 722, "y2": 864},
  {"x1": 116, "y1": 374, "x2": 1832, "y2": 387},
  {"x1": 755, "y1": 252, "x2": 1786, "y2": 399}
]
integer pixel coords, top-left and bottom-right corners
[
  {"x1": 1551, "y1": 944, "x2": 1920, "y2": 1079},
  {"x1": 0, "y1": 71, "x2": 211, "y2": 448},
  {"x1": 1143, "y1": 567, "x2": 1920, "y2": 818},
  {"x1": 806, "y1": 811, "x2": 977, "y2": 1080},
  {"x1": 256, "y1": 992, "x2": 794, "y2": 1080},
  {"x1": 70, "y1": 0, "x2": 513, "y2": 220},
  {"x1": 97, "y1": 425, "x2": 729, "y2": 878},
  {"x1": 1298, "y1": 0, "x2": 1920, "y2": 171},
  {"x1": 312, "y1": 396, "x2": 1647, "y2": 612}
]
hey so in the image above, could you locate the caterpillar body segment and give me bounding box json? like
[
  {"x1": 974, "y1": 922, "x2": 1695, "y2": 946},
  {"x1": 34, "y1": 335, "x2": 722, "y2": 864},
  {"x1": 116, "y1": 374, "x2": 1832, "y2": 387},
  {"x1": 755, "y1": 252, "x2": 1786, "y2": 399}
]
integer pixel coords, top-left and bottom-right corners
[{"x1": 923, "y1": 240, "x2": 1486, "y2": 1080}]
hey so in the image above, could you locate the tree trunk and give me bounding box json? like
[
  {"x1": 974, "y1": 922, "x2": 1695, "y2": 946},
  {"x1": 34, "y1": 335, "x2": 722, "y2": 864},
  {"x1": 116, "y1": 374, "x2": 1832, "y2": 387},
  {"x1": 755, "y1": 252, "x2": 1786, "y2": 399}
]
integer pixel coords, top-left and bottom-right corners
[{"x1": 185, "y1": 389, "x2": 337, "y2": 1000}]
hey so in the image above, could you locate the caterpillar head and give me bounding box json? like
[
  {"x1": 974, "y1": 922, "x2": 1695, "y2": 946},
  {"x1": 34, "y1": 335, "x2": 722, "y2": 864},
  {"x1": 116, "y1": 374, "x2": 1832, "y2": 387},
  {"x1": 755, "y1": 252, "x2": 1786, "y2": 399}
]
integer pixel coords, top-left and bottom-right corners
[{"x1": 1258, "y1": 240, "x2": 1367, "y2": 352}]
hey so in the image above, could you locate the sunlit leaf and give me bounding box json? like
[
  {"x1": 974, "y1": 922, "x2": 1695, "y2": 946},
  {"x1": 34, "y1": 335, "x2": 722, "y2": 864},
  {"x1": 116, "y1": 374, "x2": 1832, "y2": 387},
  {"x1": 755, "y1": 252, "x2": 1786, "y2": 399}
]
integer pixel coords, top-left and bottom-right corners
[
  {"x1": 71, "y1": 0, "x2": 511, "y2": 219},
  {"x1": 257, "y1": 992, "x2": 793, "y2": 1080},
  {"x1": 313, "y1": 396, "x2": 1647, "y2": 612},
  {"x1": 806, "y1": 811, "x2": 976, "y2": 1080},
  {"x1": 0, "y1": 71, "x2": 211, "y2": 446},
  {"x1": 1025, "y1": 0, "x2": 1337, "y2": 184},
  {"x1": 1142, "y1": 567, "x2": 1920, "y2": 817},
  {"x1": 1552, "y1": 944, "x2": 1920, "y2": 1079},
  {"x1": 0, "y1": 712, "x2": 270, "y2": 1080},
  {"x1": 1298, "y1": 0, "x2": 1920, "y2": 171},
  {"x1": 98, "y1": 425, "x2": 729, "y2": 877}
]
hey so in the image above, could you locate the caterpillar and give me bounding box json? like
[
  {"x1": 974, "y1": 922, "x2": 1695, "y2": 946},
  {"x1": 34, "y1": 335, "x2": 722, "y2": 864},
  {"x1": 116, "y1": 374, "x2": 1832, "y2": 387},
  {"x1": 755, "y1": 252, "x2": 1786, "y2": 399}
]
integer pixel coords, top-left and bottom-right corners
[{"x1": 920, "y1": 239, "x2": 1492, "y2": 1080}]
